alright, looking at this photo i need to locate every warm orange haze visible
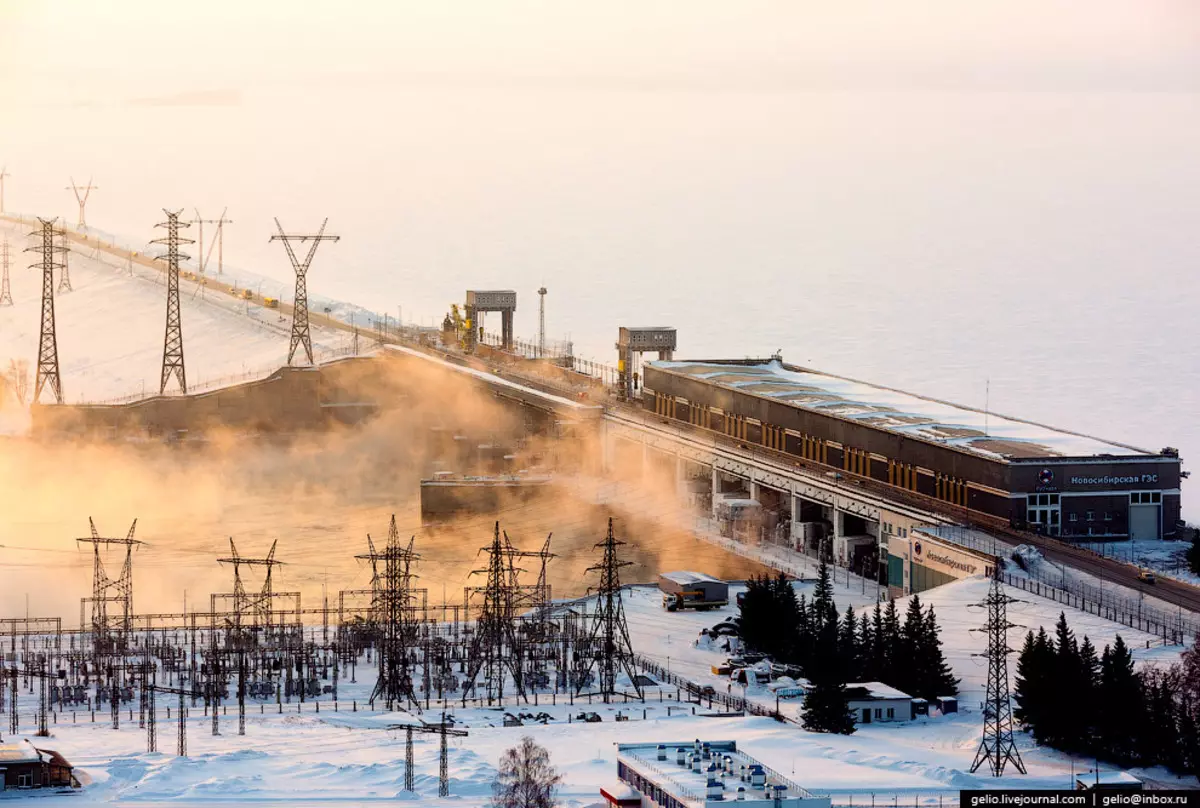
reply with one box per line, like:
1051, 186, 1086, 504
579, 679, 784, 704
0, 1, 1198, 804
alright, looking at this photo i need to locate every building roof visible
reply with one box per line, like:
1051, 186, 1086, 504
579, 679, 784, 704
617, 741, 819, 807
659, 571, 725, 586
0, 740, 44, 765
847, 682, 913, 700
649, 359, 1154, 462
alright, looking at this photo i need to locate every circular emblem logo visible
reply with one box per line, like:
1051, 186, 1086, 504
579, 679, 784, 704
913, 540, 922, 557
1038, 468, 1054, 486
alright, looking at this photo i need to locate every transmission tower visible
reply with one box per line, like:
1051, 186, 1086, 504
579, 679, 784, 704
66, 177, 98, 229
576, 518, 642, 702
151, 210, 193, 394
191, 208, 233, 275
0, 238, 11, 306
969, 569, 1026, 777
537, 287, 547, 357
25, 218, 63, 404
75, 518, 143, 656
463, 522, 528, 704
54, 224, 72, 293
217, 538, 283, 633
270, 218, 339, 366
356, 516, 421, 710
0, 165, 9, 213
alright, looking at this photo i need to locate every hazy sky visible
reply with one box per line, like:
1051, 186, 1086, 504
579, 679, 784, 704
2, 1, 1199, 484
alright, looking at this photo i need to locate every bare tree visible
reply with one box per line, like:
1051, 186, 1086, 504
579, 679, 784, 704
489, 736, 563, 808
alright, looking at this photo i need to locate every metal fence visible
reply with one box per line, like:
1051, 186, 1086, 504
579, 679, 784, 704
1001, 570, 1197, 645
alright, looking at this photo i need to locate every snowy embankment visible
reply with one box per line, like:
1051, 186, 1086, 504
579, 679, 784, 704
0, 219, 349, 427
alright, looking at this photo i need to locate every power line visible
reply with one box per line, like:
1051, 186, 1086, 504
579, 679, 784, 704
151, 210, 194, 394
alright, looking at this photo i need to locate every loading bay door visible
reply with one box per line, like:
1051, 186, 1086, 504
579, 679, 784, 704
1129, 504, 1160, 540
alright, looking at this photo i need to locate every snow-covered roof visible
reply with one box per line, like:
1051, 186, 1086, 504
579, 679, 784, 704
0, 740, 43, 765
660, 571, 725, 586
847, 682, 913, 700
649, 359, 1154, 461
1080, 772, 1142, 786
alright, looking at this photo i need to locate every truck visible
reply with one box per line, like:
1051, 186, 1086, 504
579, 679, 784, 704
658, 571, 729, 611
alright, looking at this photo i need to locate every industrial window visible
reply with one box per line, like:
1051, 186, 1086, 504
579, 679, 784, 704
1049, 494, 1059, 505
1104, 512, 1112, 522
1152, 492, 1162, 503
1086, 510, 1095, 521
887, 708, 895, 719
1027, 494, 1037, 505
874, 708, 882, 719
1069, 513, 1078, 522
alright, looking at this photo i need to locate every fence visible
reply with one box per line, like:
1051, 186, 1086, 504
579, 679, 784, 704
1001, 571, 1197, 645
629, 651, 789, 723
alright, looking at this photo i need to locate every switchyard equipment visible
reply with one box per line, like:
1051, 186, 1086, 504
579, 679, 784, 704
616, 327, 676, 401
643, 357, 1183, 541
464, 290, 516, 353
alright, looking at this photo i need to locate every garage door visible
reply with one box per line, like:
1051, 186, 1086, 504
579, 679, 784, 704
1129, 504, 1160, 540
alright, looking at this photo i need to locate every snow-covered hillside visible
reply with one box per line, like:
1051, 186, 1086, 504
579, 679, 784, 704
0, 219, 349, 416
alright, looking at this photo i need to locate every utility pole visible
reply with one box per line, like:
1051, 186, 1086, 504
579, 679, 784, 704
66, 177, 98, 229
0, 238, 11, 306
26, 218, 63, 404
537, 287, 547, 357
152, 210, 194, 395
0, 166, 9, 213
270, 218, 339, 366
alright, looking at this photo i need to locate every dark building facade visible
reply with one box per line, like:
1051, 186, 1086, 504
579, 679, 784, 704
642, 359, 1183, 540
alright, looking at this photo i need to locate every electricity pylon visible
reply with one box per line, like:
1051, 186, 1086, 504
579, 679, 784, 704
969, 569, 1026, 777
0, 238, 12, 306
151, 210, 193, 394
26, 218, 63, 404
66, 177, 98, 229
270, 218, 339, 366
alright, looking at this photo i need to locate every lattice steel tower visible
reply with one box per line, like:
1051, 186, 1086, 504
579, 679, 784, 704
576, 518, 642, 701
0, 238, 11, 306
270, 218, 339, 366
969, 569, 1026, 777
26, 218, 63, 403
54, 224, 72, 293
76, 518, 143, 656
356, 516, 421, 710
67, 177, 98, 229
152, 210, 193, 394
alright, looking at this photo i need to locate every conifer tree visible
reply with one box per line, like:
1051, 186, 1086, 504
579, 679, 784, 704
899, 595, 925, 696
1013, 631, 1043, 733
858, 611, 875, 681
802, 612, 856, 735
773, 573, 802, 664
812, 559, 836, 629
1188, 526, 1200, 575
839, 605, 860, 681
919, 605, 959, 699
881, 599, 902, 677
1096, 635, 1143, 766
1076, 635, 1101, 751
1048, 612, 1080, 750
867, 602, 886, 681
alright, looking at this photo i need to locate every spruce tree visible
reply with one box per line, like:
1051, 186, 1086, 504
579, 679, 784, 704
898, 595, 925, 696
920, 606, 959, 699
802, 614, 856, 734
1096, 635, 1143, 766
1050, 612, 1081, 750
1013, 631, 1042, 733
1077, 635, 1100, 753
796, 594, 812, 670
881, 599, 902, 677
736, 575, 774, 656
839, 605, 860, 681
858, 611, 875, 682
867, 602, 886, 682
812, 559, 836, 628
1188, 526, 1200, 576
773, 573, 802, 664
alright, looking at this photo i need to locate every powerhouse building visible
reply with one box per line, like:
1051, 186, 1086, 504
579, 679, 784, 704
642, 359, 1182, 540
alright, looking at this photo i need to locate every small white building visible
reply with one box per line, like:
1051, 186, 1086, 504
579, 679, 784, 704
846, 682, 913, 724
617, 740, 830, 808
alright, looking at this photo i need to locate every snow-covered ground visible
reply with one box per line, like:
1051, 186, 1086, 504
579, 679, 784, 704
1076, 539, 1200, 588
9, 578, 1191, 806
0, 218, 349, 424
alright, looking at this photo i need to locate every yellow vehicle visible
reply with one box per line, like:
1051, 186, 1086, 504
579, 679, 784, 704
264, 297, 280, 309
239, 289, 253, 300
